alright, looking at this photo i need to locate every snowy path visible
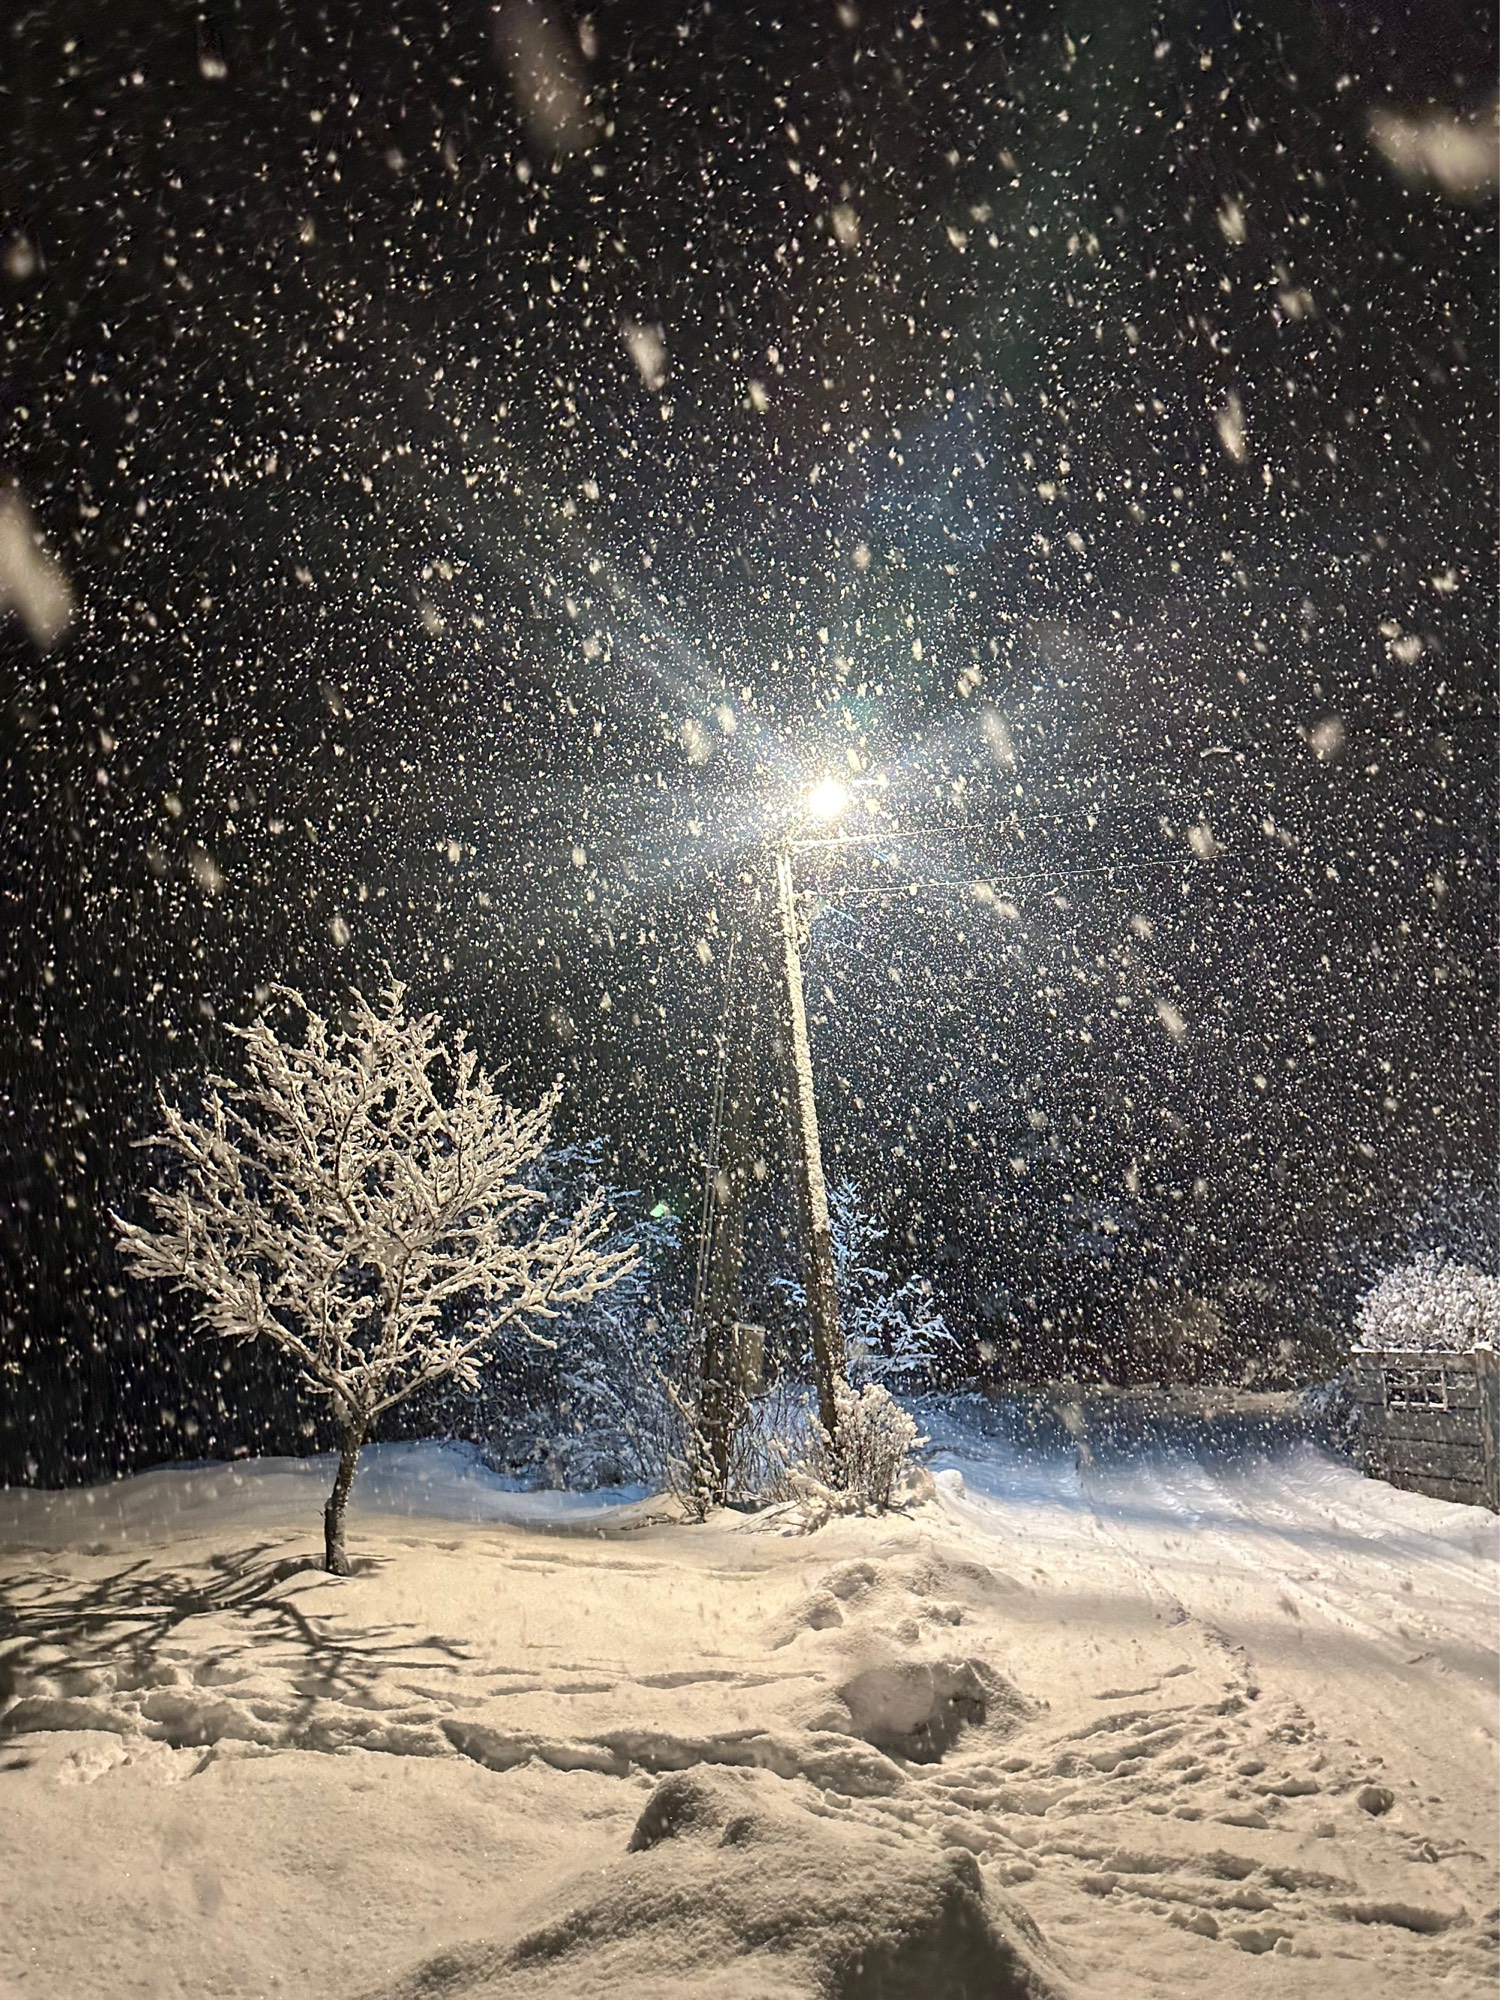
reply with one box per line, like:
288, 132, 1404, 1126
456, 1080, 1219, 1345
1, 1429, 1496, 1999
914, 1404, 1499, 1991
926, 1409, 1498, 1719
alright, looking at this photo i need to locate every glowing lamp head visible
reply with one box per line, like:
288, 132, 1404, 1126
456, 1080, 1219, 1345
804, 775, 852, 822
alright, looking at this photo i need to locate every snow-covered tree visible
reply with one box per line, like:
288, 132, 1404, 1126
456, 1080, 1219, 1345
457, 1139, 690, 1487
1354, 1250, 1500, 1355
113, 982, 633, 1571
776, 1180, 961, 1391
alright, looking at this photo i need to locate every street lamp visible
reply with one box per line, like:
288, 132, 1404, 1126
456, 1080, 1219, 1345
804, 774, 853, 823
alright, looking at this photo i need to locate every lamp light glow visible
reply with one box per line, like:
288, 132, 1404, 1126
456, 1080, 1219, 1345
805, 776, 852, 822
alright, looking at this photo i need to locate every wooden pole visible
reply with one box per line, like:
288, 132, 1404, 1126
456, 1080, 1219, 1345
694, 915, 762, 1501
772, 845, 847, 1446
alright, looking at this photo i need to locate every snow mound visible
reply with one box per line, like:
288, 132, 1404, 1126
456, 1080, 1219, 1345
0, 1441, 647, 1552
442, 1717, 906, 1797
838, 1655, 1019, 1763
366, 1765, 1062, 2000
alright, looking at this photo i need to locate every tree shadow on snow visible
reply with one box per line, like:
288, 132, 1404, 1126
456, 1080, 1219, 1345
0, 1540, 474, 1726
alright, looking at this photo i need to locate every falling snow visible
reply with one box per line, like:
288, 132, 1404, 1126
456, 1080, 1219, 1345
0, 1, 1494, 1994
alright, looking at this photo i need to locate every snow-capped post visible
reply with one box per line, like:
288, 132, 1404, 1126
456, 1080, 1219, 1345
113, 981, 635, 1573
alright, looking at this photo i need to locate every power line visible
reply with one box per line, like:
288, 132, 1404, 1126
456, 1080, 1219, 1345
813, 858, 1186, 901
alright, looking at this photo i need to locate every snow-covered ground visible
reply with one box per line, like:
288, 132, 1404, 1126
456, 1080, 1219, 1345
0, 1416, 1495, 1998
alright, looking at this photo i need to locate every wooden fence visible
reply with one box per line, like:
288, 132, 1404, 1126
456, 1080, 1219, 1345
1350, 1347, 1500, 1511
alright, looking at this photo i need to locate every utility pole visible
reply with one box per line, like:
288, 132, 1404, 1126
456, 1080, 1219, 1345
771, 843, 846, 1444
692, 924, 763, 1500
692, 847, 848, 1494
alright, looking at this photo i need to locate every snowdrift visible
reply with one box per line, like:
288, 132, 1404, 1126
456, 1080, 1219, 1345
368, 1765, 1058, 2000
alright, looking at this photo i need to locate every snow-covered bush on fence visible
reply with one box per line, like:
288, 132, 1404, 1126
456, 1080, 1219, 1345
1353, 1250, 1500, 1354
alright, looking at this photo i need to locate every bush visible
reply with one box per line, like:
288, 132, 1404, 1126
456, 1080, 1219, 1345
652, 1377, 816, 1519
797, 1380, 924, 1516
651, 1376, 924, 1524
1354, 1250, 1500, 1354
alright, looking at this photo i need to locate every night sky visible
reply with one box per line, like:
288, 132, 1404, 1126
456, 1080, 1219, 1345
2, 0, 1495, 1482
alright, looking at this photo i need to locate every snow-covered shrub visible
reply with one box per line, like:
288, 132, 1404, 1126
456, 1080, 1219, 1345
774, 1180, 962, 1391
798, 1380, 924, 1516
656, 1373, 921, 1525
737, 1379, 820, 1500
651, 1376, 818, 1518
114, 982, 632, 1571
653, 1375, 921, 1522
835, 1379, 923, 1507
1354, 1250, 1500, 1353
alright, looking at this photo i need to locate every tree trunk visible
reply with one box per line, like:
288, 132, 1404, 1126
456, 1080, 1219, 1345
696, 926, 762, 1507
323, 1420, 366, 1575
